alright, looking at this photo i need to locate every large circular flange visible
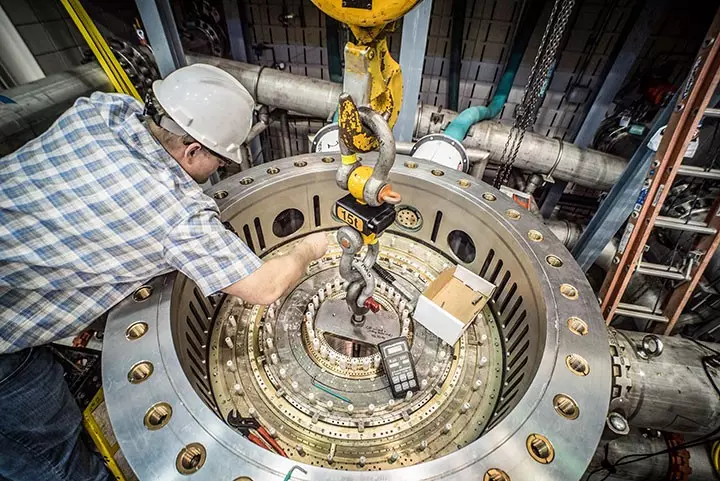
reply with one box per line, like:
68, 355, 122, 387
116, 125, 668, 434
103, 153, 611, 480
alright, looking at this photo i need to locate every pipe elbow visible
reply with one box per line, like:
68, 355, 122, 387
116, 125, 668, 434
444, 106, 489, 141
487, 94, 508, 118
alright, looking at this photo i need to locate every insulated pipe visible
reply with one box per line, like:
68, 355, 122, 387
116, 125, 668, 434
187, 54, 340, 119
0, 5, 45, 86
416, 105, 627, 190
2, 56, 625, 193
0, 56, 339, 156
467, 121, 627, 190
0, 63, 111, 156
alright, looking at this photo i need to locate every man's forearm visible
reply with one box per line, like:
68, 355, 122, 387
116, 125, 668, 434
222, 242, 315, 305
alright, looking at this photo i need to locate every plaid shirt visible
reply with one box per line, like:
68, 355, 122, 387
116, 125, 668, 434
0, 92, 262, 354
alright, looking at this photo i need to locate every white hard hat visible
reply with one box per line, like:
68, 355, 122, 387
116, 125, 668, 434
152, 63, 255, 164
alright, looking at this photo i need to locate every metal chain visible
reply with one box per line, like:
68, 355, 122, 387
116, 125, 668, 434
494, 0, 575, 188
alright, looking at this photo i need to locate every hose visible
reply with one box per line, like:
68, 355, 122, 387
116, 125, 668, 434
443, 0, 546, 141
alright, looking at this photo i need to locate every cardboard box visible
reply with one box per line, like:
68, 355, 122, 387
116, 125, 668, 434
413, 265, 496, 346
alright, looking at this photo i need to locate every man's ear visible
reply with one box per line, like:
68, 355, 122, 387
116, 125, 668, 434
183, 142, 203, 163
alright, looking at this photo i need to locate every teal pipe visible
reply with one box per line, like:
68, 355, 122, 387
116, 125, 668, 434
443, 0, 546, 141
443, 50, 523, 141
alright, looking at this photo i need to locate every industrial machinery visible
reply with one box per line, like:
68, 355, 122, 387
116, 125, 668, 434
102, 152, 614, 480
98, 5, 720, 475
102, 151, 720, 480
3, 0, 720, 479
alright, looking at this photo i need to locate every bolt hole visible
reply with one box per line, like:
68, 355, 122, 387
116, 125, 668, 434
144, 402, 172, 430
528, 230, 543, 242
294, 160, 308, 167
267, 167, 280, 174
125, 322, 148, 341
322, 156, 335, 163
482, 192, 497, 201
431, 169, 445, 176
505, 209, 521, 220
484, 468, 510, 481
527, 434, 555, 464
213, 190, 228, 199
405, 161, 418, 169
546, 255, 563, 267
133, 285, 153, 302
566, 353, 590, 376
127, 361, 153, 384
176, 443, 206, 475
567, 317, 588, 336
239, 177, 254, 185
553, 393, 579, 419
458, 179, 471, 188
560, 283, 578, 300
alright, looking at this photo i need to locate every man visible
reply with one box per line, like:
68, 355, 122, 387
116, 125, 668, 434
0, 63, 328, 480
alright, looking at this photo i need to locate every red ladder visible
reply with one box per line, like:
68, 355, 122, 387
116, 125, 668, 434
599, 8, 720, 335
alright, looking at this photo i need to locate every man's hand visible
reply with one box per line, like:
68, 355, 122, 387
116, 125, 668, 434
222, 232, 329, 305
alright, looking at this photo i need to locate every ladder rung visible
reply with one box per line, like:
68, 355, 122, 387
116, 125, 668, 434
636, 261, 686, 281
676, 165, 720, 180
704, 107, 720, 118
615, 303, 669, 323
654, 215, 717, 235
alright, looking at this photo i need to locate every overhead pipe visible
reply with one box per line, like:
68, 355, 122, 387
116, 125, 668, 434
187, 54, 340, 119
443, 0, 546, 141
0, 55, 340, 156
416, 105, 627, 190
2, 55, 626, 192
0, 5, 45, 87
0, 63, 111, 156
